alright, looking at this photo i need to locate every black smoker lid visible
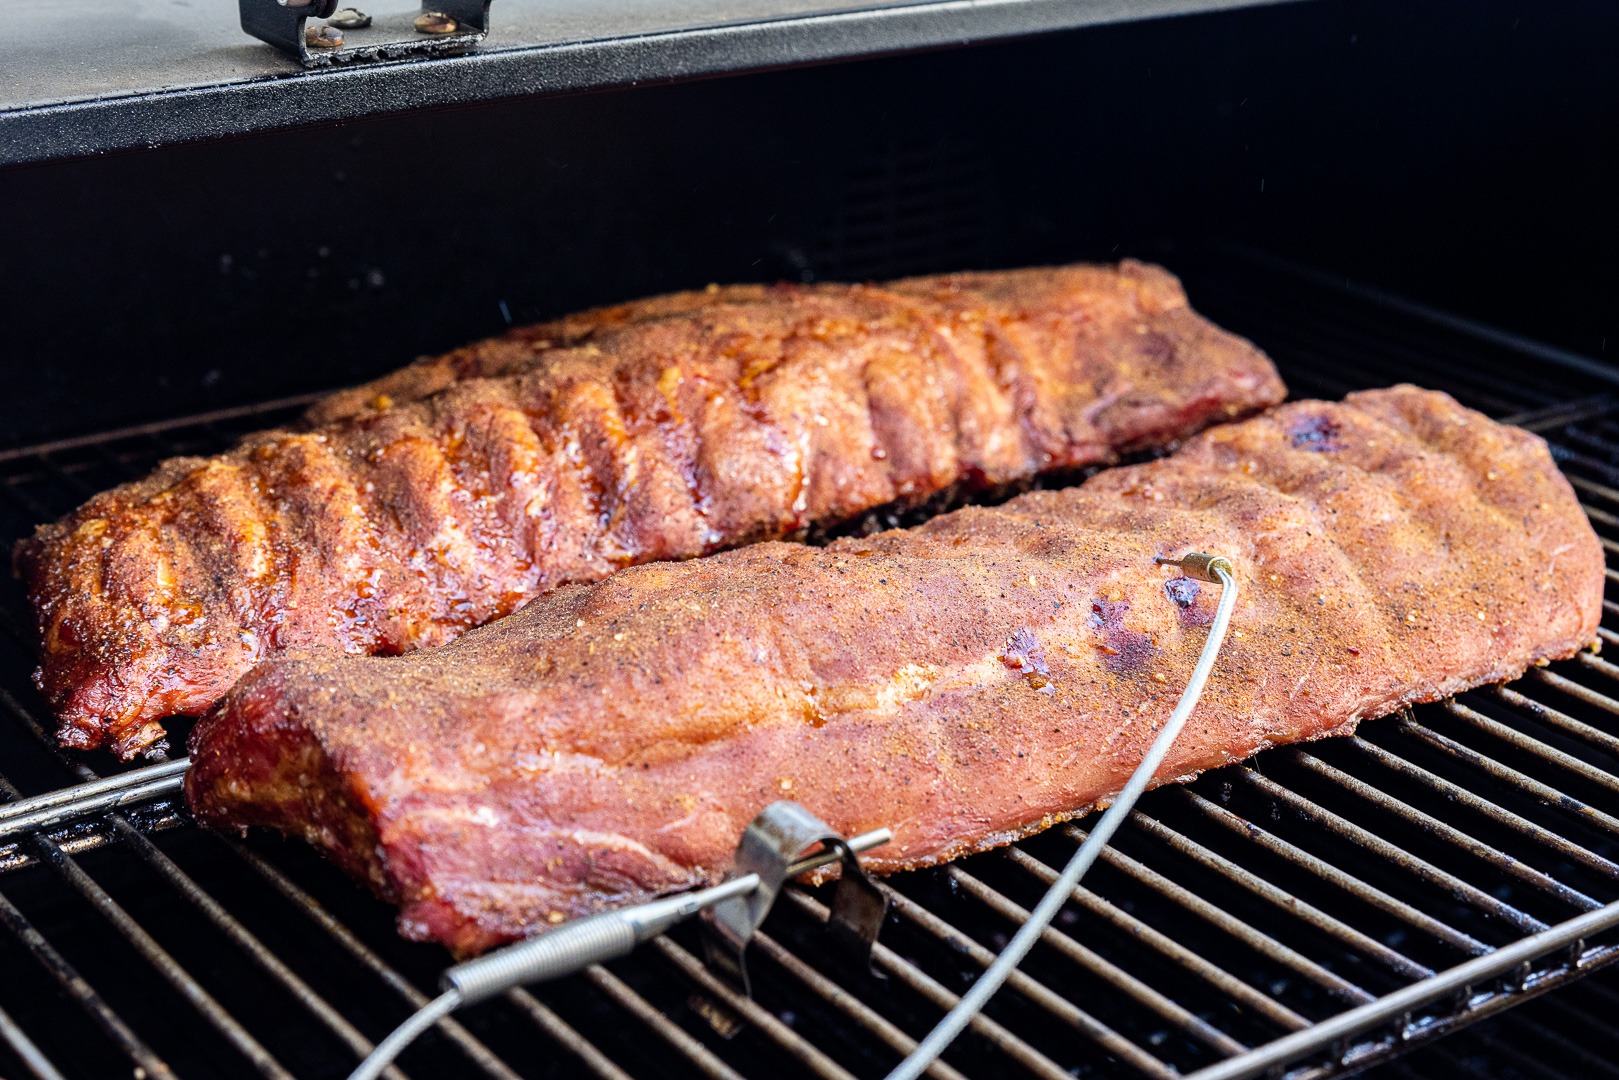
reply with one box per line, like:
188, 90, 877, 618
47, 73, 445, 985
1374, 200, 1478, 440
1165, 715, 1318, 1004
0, 0, 1299, 168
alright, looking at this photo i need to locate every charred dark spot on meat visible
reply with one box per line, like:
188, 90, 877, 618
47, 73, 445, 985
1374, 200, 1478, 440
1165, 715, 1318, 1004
1164, 576, 1199, 608
1135, 330, 1173, 363
1102, 630, 1157, 675
1088, 596, 1157, 673
1164, 575, 1214, 628
1288, 413, 1343, 452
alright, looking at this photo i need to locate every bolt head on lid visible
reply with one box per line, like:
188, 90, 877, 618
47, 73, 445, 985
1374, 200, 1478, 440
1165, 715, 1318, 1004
326, 7, 371, 29
414, 10, 458, 33
304, 24, 344, 48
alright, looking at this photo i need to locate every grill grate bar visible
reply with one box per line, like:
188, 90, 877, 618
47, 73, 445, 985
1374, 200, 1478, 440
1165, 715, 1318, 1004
1182, 899, 1619, 1080
1210, 247, 1619, 395
1287, 750, 1603, 913
1289, 332, 1547, 412
1175, 787, 1491, 957
1533, 666, 1619, 724
0, 648, 529, 1080
1345, 734, 1619, 882
0, 887, 175, 1079
1494, 684, 1619, 762
0, 759, 189, 841
1394, 716, 1619, 838
0, 478, 61, 528
227, 843, 527, 1080
1577, 652, 1619, 685
753, 930, 971, 1080
107, 816, 414, 1080
876, 883, 1180, 1079
941, 865, 1249, 1057
781, 890, 1076, 1080
1490, 1018, 1619, 1080
583, 963, 743, 1080
1502, 395, 1619, 432
0, 811, 187, 875
0, 395, 322, 465
0, 769, 296, 1080
1582, 501, 1619, 531
1444, 700, 1619, 801
1568, 472, 1619, 507
1552, 427, 1619, 471
501, 989, 636, 1080
1554, 447, 1619, 493
1001, 845, 1313, 1032
1070, 825, 1380, 1006
1126, 809, 1434, 981
31, 454, 99, 502
1191, 296, 1545, 416
88, 443, 147, 481
1235, 769, 1549, 934
651, 934, 861, 1080
1496, 1004, 1619, 1079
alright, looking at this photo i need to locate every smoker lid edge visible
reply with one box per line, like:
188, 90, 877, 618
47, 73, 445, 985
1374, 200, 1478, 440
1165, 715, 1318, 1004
0, 0, 1306, 169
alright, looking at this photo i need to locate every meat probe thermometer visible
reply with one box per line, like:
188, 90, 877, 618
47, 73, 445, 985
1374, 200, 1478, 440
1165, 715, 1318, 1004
886, 550, 1239, 1080
349, 813, 894, 1080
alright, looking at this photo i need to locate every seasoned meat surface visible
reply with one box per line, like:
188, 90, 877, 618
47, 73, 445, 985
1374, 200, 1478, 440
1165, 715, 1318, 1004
186, 387, 1603, 954
18, 261, 1283, 759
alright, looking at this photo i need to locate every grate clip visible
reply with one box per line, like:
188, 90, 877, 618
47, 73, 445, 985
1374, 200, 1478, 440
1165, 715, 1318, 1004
701, 800, 887, 997
239, 0, 491, 68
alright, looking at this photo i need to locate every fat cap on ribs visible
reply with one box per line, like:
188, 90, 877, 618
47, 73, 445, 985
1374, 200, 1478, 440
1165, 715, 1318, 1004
18, 260, 1283, 759
186, 386, 1603, 955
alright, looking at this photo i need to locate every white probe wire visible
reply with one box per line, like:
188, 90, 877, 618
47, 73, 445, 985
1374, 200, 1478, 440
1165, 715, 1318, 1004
885, 562, 1239, 1080
350, 989, 460, 1080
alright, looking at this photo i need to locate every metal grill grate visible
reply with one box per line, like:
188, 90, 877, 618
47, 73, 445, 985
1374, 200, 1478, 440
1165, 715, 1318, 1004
3, 258, 1619, 1080
1359, 957, 1619, 1080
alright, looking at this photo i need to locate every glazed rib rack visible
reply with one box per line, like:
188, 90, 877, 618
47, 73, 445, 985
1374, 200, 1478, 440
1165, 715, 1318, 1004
3, 259, 1619, 1080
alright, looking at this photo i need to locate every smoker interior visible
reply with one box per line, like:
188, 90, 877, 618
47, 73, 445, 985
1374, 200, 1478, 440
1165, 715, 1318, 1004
2, 2, 1618, 1078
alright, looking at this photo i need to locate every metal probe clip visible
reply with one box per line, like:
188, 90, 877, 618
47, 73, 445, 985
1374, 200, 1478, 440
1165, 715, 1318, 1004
702, 800, 889, 996
350, 805, 892, 1080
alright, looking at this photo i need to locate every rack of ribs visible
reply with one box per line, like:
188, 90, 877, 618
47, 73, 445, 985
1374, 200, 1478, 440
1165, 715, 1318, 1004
186, 387, 1603, 955
17, 260, 1284, 759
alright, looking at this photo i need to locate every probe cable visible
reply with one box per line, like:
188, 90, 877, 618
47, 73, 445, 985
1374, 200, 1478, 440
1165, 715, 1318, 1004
347, 826, 893, 1080
884, 551, 1239, 1080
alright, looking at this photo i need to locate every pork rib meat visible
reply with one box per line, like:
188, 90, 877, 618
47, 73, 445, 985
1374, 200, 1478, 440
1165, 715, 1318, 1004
186, 387, 1603, 954
18, 261, 1283, 759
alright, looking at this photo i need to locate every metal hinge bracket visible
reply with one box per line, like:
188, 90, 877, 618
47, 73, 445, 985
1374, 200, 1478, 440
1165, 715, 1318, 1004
239, 0, 491, 68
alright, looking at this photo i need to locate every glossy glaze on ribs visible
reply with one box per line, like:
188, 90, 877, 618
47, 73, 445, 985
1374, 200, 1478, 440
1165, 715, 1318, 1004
186, 387, 1603, 954
18, 261, 1283, 759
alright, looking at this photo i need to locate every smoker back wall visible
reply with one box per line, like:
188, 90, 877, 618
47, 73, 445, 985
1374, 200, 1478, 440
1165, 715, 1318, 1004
0, 0, 1614, 449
